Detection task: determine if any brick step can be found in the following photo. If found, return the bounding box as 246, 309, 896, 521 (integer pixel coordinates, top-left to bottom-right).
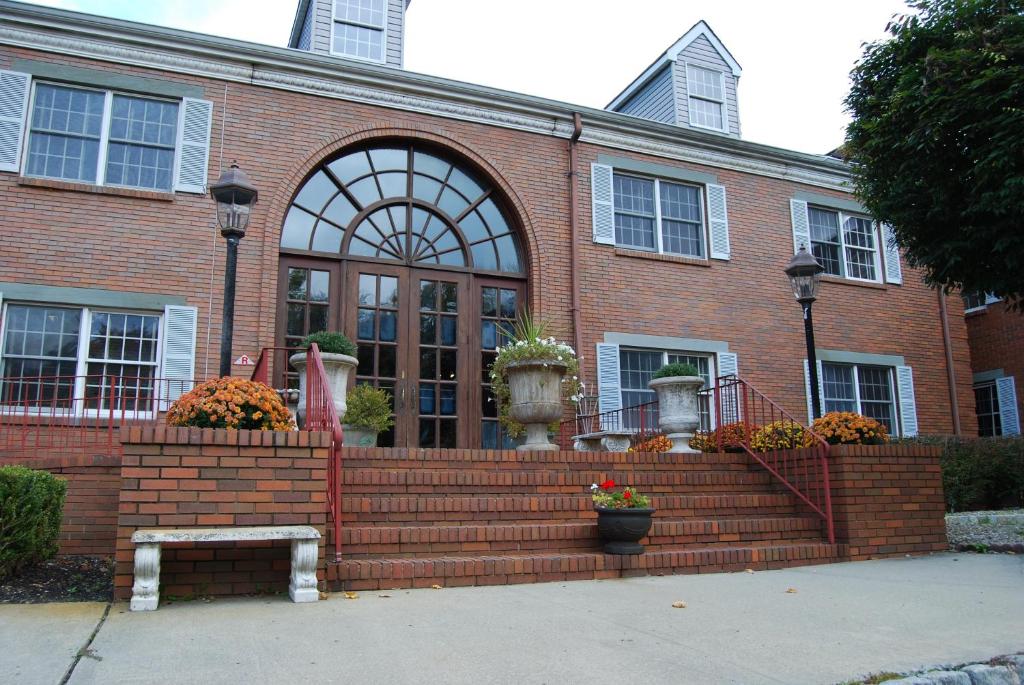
340, 493, 806, 525
341, 468, 779, 495
327, 542, 845, 590
340, 447, 758, 472
337, 516, 827, 558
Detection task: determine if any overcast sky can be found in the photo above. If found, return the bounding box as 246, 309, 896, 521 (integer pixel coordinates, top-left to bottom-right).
25, 0, 911, 154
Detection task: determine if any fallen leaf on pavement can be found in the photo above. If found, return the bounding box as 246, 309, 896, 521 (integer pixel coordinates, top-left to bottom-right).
431, 584, 443, 590
745, 569, 754, 574
344, 592, 359, 599
378, 594, 392, 598
318, 591, 330, 600
785, 588, 798, 594
672, 600, 687, 608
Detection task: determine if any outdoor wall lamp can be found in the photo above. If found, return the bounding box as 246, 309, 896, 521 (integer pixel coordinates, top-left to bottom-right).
784, 245, 826, 419
210, 162, 259, 378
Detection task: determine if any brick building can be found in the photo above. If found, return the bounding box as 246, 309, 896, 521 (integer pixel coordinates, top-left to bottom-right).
0, 0, 976, 449
962, 294, 1021, 437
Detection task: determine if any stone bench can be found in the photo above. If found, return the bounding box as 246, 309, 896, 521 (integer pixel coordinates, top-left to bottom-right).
130, 525, 321, 611
572, 431, 634, 452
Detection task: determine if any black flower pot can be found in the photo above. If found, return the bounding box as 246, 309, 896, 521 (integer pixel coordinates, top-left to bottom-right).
595, 507, 655, 555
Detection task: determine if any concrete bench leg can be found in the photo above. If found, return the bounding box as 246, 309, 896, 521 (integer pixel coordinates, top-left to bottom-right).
288, 538, 319, 603
130, 543, 161, 611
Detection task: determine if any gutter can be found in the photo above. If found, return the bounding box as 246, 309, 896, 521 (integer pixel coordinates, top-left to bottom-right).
937, 290, 963, 435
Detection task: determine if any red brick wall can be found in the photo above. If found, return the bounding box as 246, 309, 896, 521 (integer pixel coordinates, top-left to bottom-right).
966, 304, 1024, 424
114, 428, 330, 600
0, 45, 975, 435
828, 444, 947, 559
0, 455, 123, 557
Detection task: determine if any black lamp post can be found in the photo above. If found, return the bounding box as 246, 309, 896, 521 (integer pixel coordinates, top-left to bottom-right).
785, 245, 826, 419
210, 163, 258, 378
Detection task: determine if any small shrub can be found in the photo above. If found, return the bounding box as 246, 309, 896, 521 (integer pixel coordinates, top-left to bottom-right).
809, 412, 889, 445
630, 435, 672, 453
751, 421, 806, 452
167, 377, 295, 430
342, 385, 394, 433
690, 422, 750, 452
652, 362, 700, 380
300, 331, 357, 357
904, 435, 1023, 512
0, 466, 67, 580
590, 479, 650, 509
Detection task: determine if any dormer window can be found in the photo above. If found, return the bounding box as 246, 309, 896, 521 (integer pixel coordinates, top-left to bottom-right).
332, 0, 386, 62
686, 65, 725, 131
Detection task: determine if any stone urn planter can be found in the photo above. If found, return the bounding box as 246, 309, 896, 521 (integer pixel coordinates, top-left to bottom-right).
506, 360, 567, 451
594, 507, 655, 554
289, 351, 358, 427
648, 375, 704, 453
342, 425, 378, 447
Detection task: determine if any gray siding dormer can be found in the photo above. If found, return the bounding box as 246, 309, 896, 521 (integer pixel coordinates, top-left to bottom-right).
289, 0, 408, 68
607, 21, 742, 138
617, 65, 675, 124
675, 35, 740, 136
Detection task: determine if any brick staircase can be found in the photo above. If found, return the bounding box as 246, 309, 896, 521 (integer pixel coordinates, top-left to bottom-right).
325, 448, 844, 590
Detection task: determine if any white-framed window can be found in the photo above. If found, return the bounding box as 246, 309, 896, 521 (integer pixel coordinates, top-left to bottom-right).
618, 349, 713, 430
332, 0, 387, 62
807, 206, 882, 283
612, 173, 706, 257
962, 292, 1001, 313
821, 362, 897, 433
973, 382, 1002, 437
0, 303, 162, 415
24, 83, 180, 192
686, 64, 726, 132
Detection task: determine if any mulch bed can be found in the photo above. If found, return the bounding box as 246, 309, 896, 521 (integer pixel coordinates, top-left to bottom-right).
0, 556, 114, 603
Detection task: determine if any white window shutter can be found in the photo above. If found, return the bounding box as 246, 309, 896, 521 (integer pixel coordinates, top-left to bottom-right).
881, 223, 903, 284
803, 359, 825, 424
790, 199, 810, 254
590, 163, 615, 245
895, 365, 919, 437
595, 343, 622, 416
984, 293, 1002, 305
161, 305, 198, 406
174, 98, 213, 193
706, 183, 730, 260
717, 352, 739, 423
0, 71, 31, 173
995, 376, 1020, 436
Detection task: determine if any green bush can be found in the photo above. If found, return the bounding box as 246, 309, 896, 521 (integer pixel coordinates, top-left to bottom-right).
0, 466, 67, 580
901, 436, 1024, 512
342, 384, 394, 433
300, 331, 357, 357
652, 362, 700, 380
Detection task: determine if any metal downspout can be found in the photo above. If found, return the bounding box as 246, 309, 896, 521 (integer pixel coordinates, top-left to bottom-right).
568, 112, 584, 361
937, 290, 962, 435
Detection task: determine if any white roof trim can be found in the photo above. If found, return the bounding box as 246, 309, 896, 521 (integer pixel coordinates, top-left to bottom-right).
607, 20, 742, 111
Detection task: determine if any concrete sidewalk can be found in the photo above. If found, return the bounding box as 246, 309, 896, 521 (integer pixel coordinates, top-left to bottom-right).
3, 554, 1022, 685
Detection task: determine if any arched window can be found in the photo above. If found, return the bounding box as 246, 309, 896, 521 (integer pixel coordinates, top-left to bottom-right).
280, 144, 524, 274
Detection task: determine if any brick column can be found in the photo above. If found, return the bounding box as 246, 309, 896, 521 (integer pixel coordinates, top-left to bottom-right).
828, 444, 948, 560
115, 427, 331, 600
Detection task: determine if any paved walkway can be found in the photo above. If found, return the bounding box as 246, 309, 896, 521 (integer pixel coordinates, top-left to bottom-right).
2, 554, 1022, 685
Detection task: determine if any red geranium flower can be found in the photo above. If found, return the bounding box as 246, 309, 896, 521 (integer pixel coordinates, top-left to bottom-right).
623, 490, 632, 500
599, 479, 615, 490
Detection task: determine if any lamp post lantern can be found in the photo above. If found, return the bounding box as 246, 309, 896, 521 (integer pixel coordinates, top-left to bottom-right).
785, 245, 826, 419
210, 162, 258, 378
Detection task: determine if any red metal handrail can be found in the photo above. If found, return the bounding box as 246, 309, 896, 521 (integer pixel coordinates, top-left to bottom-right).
299, 343, 345, 562
0, 373, 195, 459
250, 346, 300, 385
703, 375, 834, 544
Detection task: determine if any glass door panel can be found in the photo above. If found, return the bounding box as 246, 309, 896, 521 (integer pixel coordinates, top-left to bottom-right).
414, 275, 465, 448
477, 280, 525, 449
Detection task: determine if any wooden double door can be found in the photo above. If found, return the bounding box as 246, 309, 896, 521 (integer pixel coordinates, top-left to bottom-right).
279, 258, 524, 449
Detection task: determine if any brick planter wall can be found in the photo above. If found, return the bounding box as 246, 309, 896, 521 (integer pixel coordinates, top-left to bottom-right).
0, 454, 122, 557
114, 427, 331, 601
828, 444, 948, 559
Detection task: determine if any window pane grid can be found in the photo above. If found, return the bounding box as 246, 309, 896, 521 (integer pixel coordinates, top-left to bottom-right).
689, 97, 724, 130
808, 206, 880, 281
613, 175, 705, 256
335, 0, 384, 26
822, 362, 897, 433
974, 383, 1002, 437
687, 65, 723, 101
333, 21, 384, 60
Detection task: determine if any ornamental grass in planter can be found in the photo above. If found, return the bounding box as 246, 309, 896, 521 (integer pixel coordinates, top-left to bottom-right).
166, 377, 294, 430
290, 331, 358, 426
591, 479, 654, 555
341, 384, 394, 447
489, 312, 580, 451
648, 362, 704, 453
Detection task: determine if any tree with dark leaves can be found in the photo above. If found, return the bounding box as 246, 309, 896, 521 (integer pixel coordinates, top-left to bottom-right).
845, 0, 1024, 308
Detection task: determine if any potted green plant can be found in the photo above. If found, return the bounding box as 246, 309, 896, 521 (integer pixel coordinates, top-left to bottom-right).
289, 331, 358, 426
341, 385, 394, 447
591, 479, 654, 555
490, 312, 581, 451
648, 362, 704, 453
